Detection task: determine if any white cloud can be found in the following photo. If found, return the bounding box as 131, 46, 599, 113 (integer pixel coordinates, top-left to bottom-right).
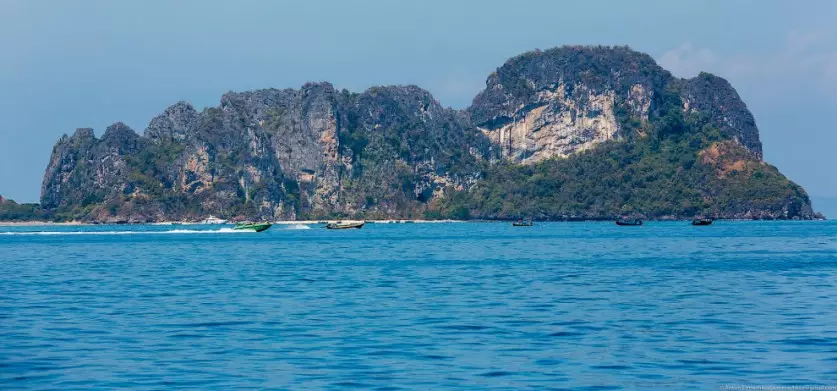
823, 53, 837, 83
423, 68, 487, 109
785, 30, 824, 53
658, 31, 837, 92
658, 43, 718, 78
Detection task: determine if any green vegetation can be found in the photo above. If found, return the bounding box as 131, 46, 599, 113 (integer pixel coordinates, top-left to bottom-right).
433, 90, 808, 220
0, 196, 46, 221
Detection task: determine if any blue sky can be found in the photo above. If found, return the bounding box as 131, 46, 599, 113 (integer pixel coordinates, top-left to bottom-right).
1, 0, 836, 203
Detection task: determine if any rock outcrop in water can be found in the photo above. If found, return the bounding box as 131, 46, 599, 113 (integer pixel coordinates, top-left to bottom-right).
36, 45, 819, 222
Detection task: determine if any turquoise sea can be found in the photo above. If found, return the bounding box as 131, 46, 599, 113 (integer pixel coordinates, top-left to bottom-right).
2, 221, 836, 390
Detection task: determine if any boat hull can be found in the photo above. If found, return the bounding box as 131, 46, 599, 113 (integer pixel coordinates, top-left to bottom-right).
615, 220, 643, 226
326, 222, 364, 229
692, 219, 713, 226
233, 223, 272, 232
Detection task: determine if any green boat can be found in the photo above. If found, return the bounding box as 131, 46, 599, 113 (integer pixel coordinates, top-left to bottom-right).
326, 221, 364, 229
233, 222, 273, 232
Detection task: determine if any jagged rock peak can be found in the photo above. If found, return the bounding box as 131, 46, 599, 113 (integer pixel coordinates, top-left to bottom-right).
358, 85, 444, 112
145, 101, 198, 142
99, 122, 143, 155
491, 45, 665, 89
299, 82, 339, 106
72, 128, 96, 140
469, 45, 671, 127
220, 89, 282, 109
53, 128, 97, 154
363, 84, 433, 95
680, 72, 763, 158
220, 82, 337, 105
220, 88, 291, 118
301, 81, 336, 93
102, 122, 137, 138
351, 85, 452, 131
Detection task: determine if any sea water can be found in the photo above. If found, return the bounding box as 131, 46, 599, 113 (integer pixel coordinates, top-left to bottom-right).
1, 221, 836, 390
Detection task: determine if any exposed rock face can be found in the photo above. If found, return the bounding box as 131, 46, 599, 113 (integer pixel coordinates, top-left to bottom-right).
468, 46, 763, 163
680, 73, 763, 158
37, 45, 815, 222
41, 127, 99, 209
469, 46, 669, 162
41, 82, 490, 222
145, 101, 198, 143
476, 83, 624, 163
336, 85, 492, 216
218, 83, 344, 214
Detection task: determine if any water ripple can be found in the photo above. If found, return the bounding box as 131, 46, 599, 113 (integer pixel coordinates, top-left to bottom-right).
1, 221, 836, 389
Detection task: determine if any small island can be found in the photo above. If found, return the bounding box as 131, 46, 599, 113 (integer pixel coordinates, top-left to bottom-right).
2, 46, 823, 223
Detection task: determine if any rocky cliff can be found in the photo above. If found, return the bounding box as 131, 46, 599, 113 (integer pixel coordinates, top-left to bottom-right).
41, 83, 492, 222
469, 46, 762, 162
37, 45, 817, 222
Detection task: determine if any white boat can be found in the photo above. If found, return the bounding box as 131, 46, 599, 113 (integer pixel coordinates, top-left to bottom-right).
200, 215, 228, 225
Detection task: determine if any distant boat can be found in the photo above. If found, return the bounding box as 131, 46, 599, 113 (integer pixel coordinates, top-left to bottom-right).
200, 215, 227, 225
326, 221, 364, 229
512, 219, 533, 227
615, 219, 643, 226
233, 222, 272, 232
692, 218, 713, 226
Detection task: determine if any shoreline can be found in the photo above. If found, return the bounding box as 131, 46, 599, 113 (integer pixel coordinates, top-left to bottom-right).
0, 218, 827, 227
0, 221, 88, 227
0, 219, 465, 227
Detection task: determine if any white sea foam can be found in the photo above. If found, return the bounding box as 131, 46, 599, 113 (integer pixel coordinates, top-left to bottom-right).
0, 228, 253, 236
283, 224, 311, 230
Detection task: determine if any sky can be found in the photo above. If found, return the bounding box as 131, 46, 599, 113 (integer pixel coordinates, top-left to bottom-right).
1, 0, 836, 204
